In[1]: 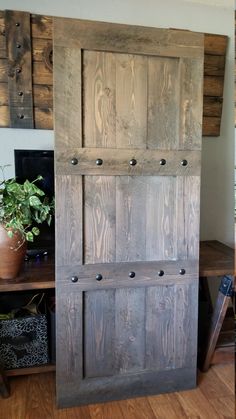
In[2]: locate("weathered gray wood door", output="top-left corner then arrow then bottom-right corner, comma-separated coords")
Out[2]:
54,17 -> 204,408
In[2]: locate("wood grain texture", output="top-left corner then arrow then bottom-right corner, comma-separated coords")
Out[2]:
54,18 -> 203,407
84,176 -> 116,264
56,286 -> 83,402
0,58 -> 7,82
57,263 -> 197,292
174,281 -> 198,369
116,54 -> 147,149
146,285 -> 175,370
199,240 -> 234,277
176,176 -> 200,260
202,116 -> 221,136
203,96 -> 223,117
34,106 -> 52,129
0,104 -> 9,126
204,33 -> 228,55
115,176 -> 147,262
0,21 -> 6,59
31,14 -> 53,39
115,287 -> 146,373
84,289 -> 116,378
0,13 -> 228,136
5,10 -> 34,128
204,76 -> 224,97
54,17 -> 204,59
204,54 -> 225,76
33,61 -> 53,85
54,46 -> 82,148
55,175 -> 83,266
31,37 -> 52,61
0,82 -> 7,104
147,56 -> 179,150
145,177 -> 176,261
179,58 -> 203,150
83,51 -> 116,148
56,148 -> 201,176
33,84 -> 53,107
0,240 -> 230,293
0,363 -> 234,418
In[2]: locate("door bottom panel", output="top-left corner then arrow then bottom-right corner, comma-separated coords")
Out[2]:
57,366 -> 196,408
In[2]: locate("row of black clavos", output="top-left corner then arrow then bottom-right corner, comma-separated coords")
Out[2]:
70,269 -> 186,283
71,158 -> 188,166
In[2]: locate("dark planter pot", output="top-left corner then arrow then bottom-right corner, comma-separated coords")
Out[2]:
0,225 -> 26,279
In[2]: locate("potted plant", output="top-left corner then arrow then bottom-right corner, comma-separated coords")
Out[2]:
0,166 -> 54,279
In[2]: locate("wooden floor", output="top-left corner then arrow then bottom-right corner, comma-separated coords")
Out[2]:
0,364 -> 235,419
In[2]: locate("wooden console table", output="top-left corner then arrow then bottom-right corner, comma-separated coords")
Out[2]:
0,240 -> 234,397
199,241 -> 234,372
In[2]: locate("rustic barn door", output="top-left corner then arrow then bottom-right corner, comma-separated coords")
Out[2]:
54,18 -> 204,408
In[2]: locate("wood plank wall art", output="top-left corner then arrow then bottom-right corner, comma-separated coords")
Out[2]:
0,10 -> 228,136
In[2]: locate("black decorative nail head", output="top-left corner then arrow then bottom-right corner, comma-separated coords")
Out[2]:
96,158 -> 103,166
129,159 -> 137,166
181,159 -> 188,166
159,159 -> 166,166
129,271 -> 135,278
16,67 -> 21,73
71,276 -> 78,283
158,270 -> 164,277
15,22 -> 20,27
16,43 -> 21,48
18,91 -> 23,96
179,268 -> 186,275
71,158 -> 78,165
17,114 -> 24,119
96,273 -> 103,281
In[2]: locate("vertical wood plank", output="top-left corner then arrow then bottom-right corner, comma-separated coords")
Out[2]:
84,290 -> 116,378
147,57 -> 180,150
115,288 -> 146,373
5,10 -> 33,128
53,45 -> 81,148
83,51 -> 116,148
55,175 -> 83,266
145,177 -> 177,261
174,281 -> 198,369
179,57 -> 203,150
116,54 -> 147,149
176,176 -> 200,260
116,176 -> 146,262
56,287 -> 83,394
146,285 -> 175,370
84,176 -> 116,264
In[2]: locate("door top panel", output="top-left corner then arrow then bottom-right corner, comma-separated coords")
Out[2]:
54,17 -> 204,59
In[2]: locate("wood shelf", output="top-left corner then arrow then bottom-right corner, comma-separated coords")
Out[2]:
5,363 -> 55,377
0,241 -> 233,293
0,255 -> 55,292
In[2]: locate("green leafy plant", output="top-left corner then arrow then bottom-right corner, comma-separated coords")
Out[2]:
0,165 -> 54,247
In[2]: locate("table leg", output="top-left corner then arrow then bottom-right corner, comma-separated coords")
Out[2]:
201,275 -> 233,372
0,369 -> 10,398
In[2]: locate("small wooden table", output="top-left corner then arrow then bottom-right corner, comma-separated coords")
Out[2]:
199,241 -> 234,372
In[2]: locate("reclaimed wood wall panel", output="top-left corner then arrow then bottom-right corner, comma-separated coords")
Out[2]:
5,10 -> 34,128
0,10 -> 227,136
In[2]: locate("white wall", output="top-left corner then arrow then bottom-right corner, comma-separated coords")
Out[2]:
0,0 -> 234,246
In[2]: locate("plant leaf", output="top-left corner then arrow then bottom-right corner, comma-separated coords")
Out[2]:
32,227 -> 40,236
26,231 -> 34,242
29,196 -> 42,207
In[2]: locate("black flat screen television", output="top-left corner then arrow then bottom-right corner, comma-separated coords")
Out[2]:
14,149 -> 55,254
